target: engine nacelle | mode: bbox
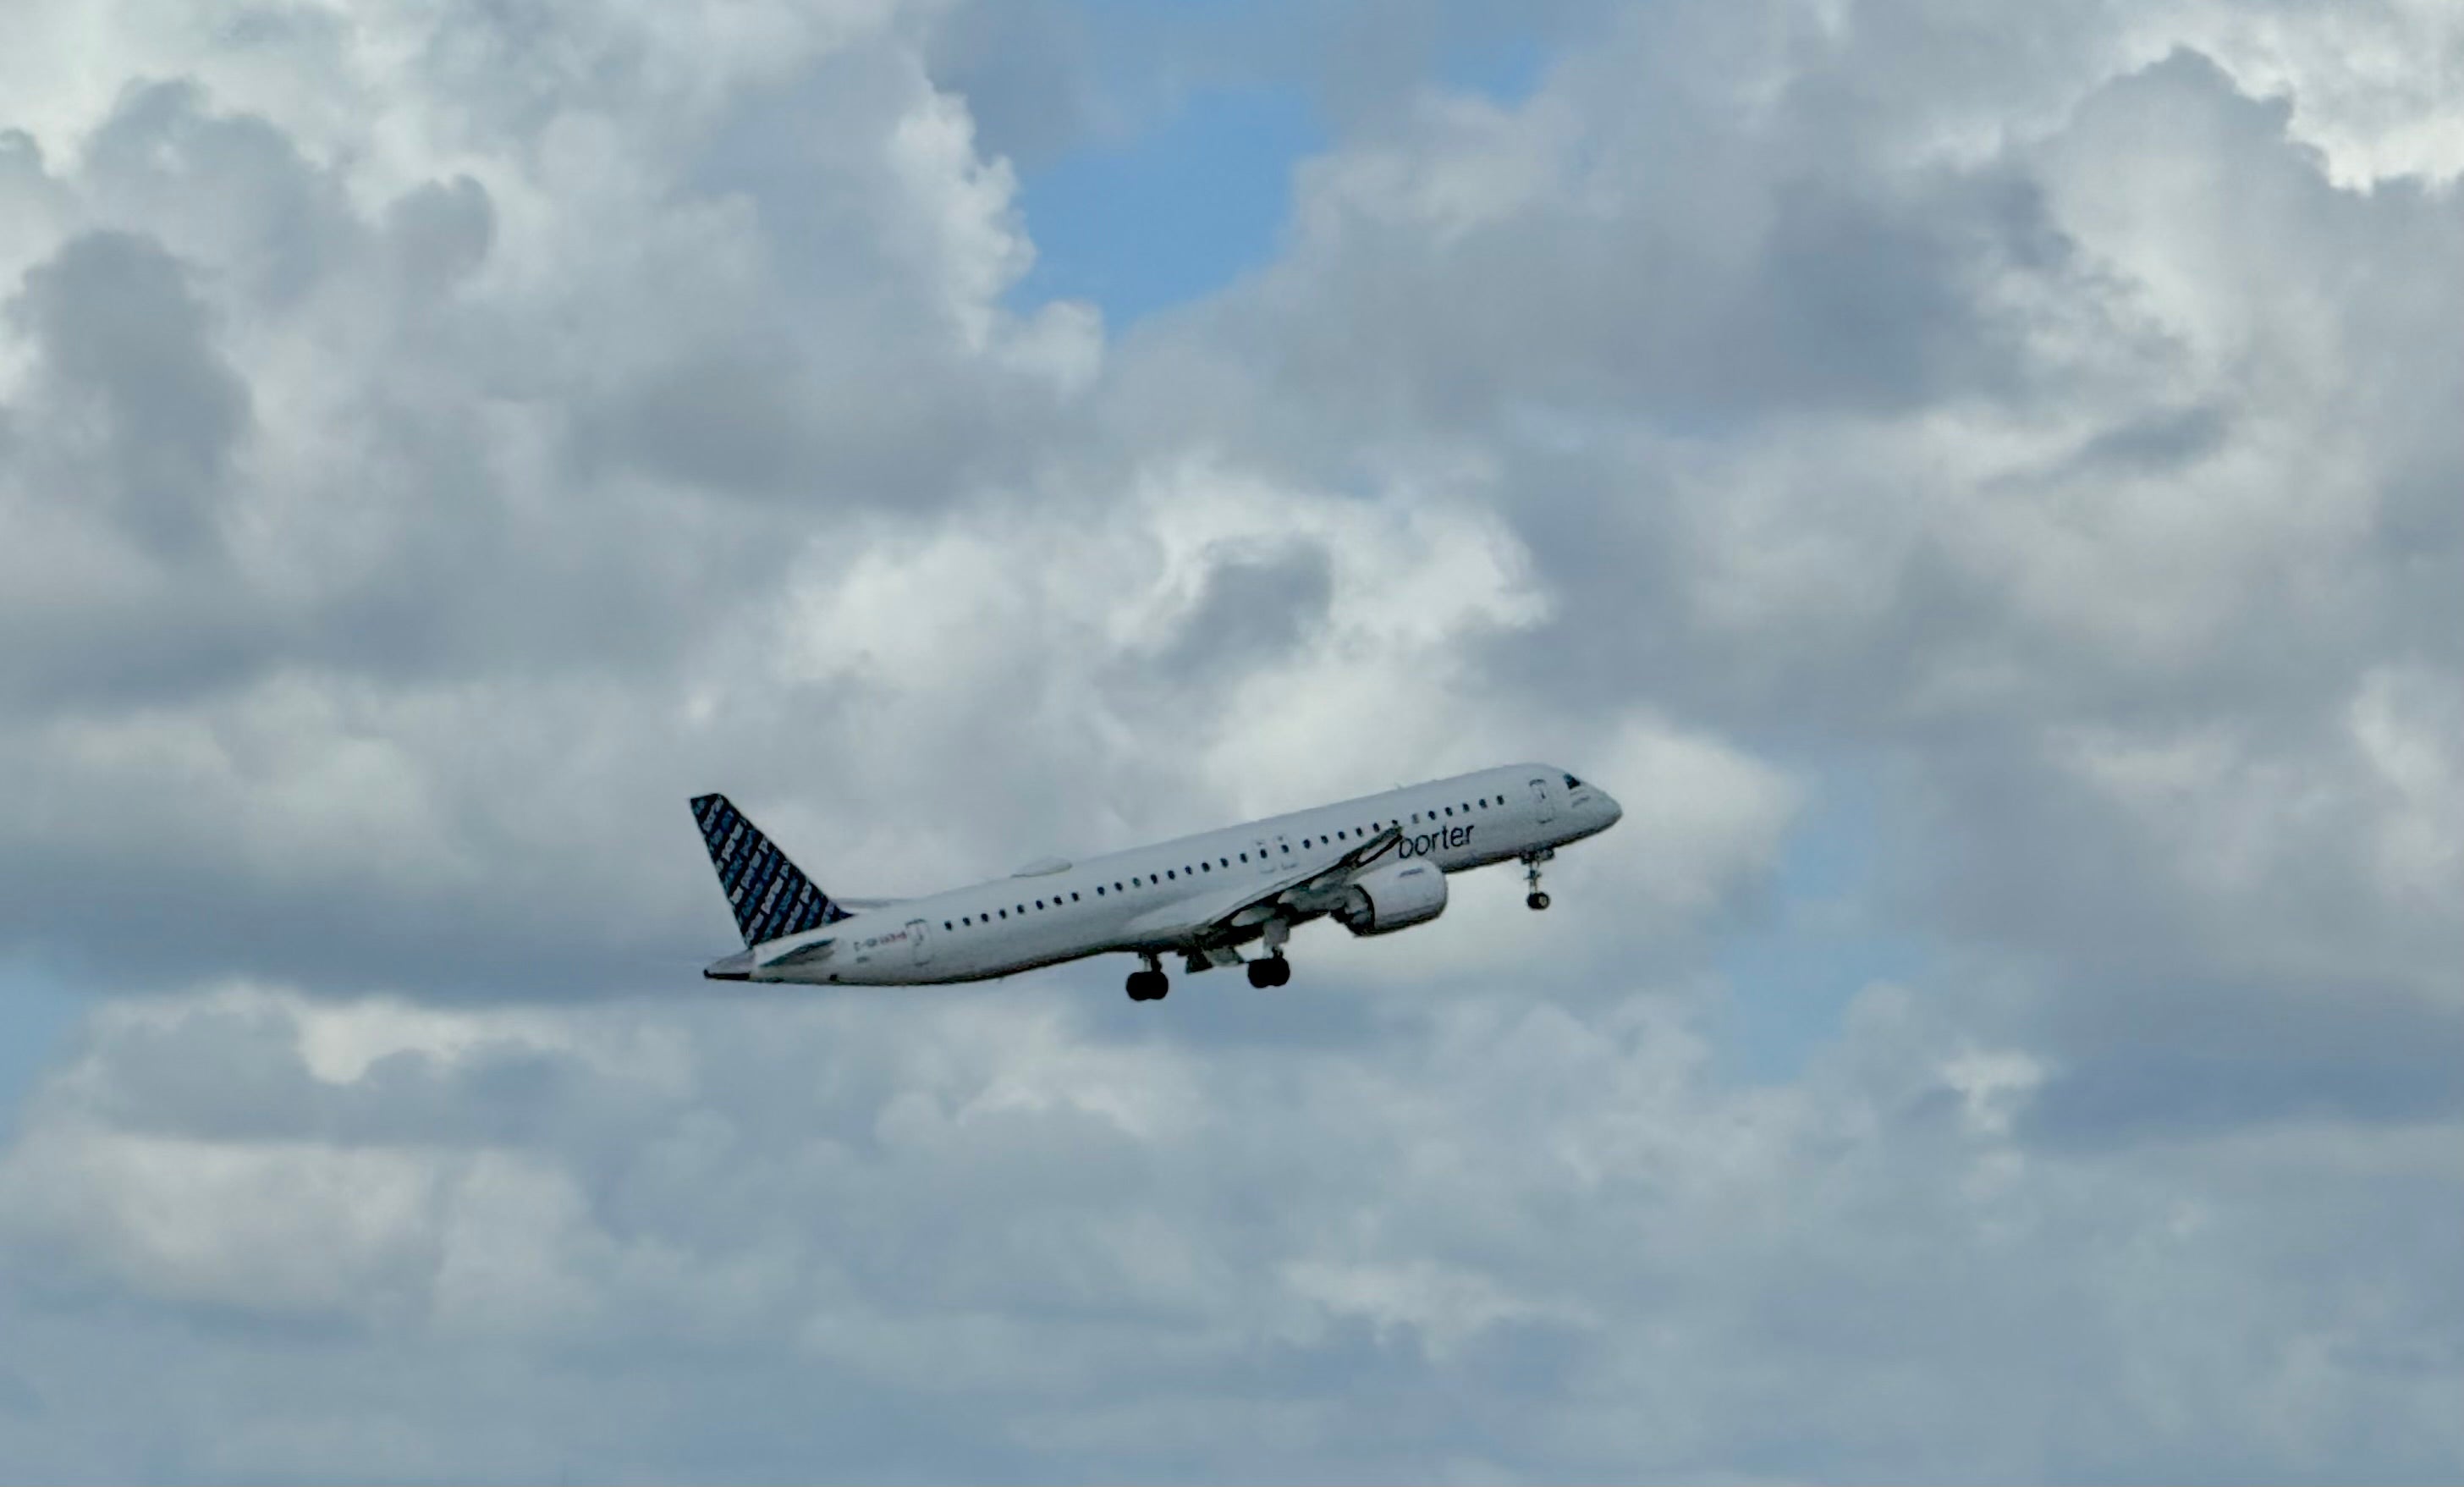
[1333,860,1448,936]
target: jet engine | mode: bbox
[1333,860,1448,935]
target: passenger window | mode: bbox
[1167,870,1176,880]
[943,921,952,931]
[1239,852,1248,862]
[1114,882,1124,892]
[1016,904,1025,914]
[1219,857,1229,867]
[998,909,1006,919]
[1071,892,1080,902]
[1201,862,1211,873]
[1095,887,1103,897]
[1035,900,1043,910]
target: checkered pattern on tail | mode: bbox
[690,793,850,947]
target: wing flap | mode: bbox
[1118,826,1403,948]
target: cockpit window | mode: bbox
[1564,774,1583,788]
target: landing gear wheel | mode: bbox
[1526,890,1551,911]
[1246,956,1291,989]
[1125,968,1169,1001]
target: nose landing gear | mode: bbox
[1522,849,1554,911]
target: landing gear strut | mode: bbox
[1246,917,1294,987]
[1126,954,1169,1002]
[1522,849,1554,911]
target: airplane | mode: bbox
[690,764,1622,1001]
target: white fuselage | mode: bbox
[745,763,1620,986]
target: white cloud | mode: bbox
[3,978,2450,1478]
[0,0,2457,1478]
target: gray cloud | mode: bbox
[382,174,495,296]
[1150,542,1336,685]
[81,79,360,310]
[9,229,249,556]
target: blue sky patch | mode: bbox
[1440,27,1551,106]
[1009,83,1324,326]
[1713,765,1928,1084]
[0,960,81,1139]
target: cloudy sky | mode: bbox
[1,0,2459,1479]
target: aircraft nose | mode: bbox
[1600,792,1624,827]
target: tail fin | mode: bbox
[690,794,851,947]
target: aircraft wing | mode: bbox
[1118,825,1404,949]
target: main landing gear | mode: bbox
[1246,917,1294,988]
[1130,922,1298,1000]
[1245,955,1290,989]
[1522,848,1554,911]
